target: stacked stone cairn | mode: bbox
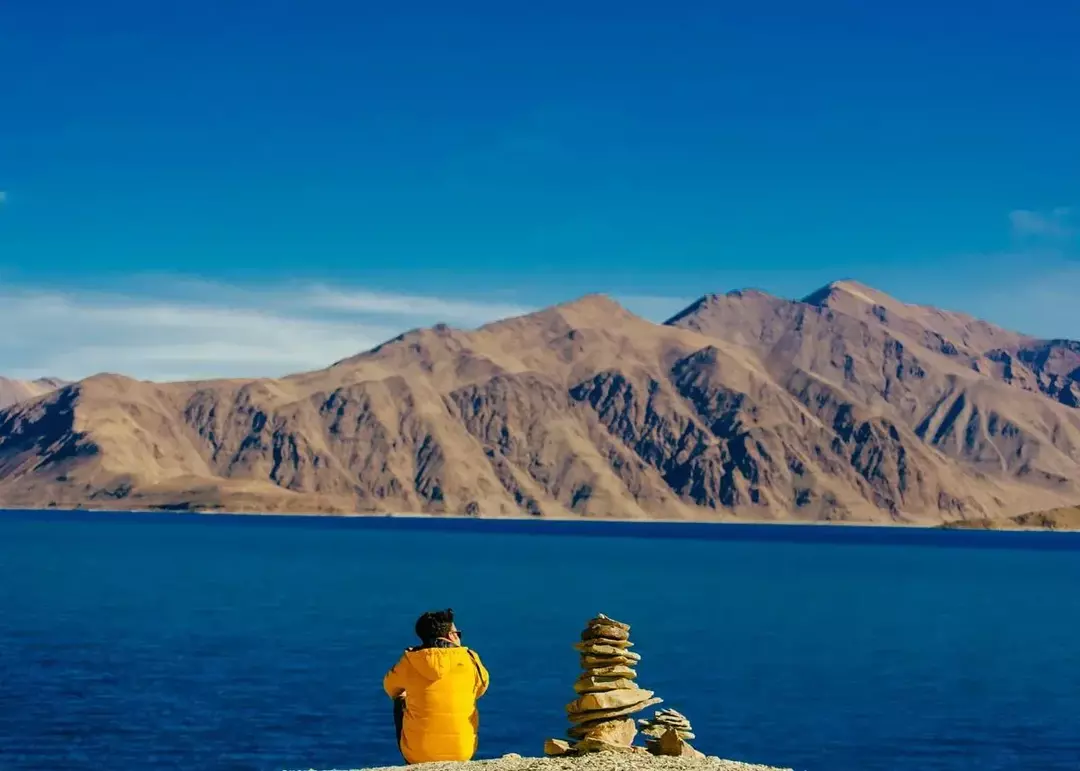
[639,708,705,758]
[544,613,661,757]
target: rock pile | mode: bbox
[639,708,694,740]
[639,708,704,758]
[545,613,662,756]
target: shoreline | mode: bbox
[2,503,1078,534]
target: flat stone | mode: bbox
[587,656,635,673]
[583,717,636,746]
[568,717,636,741]
[582,648,641,662]
[573,738,636,754]
[645,717,692,729]
[580,637,633,649]
[582,624,630,642]
[657,708,688,718]
[567,696,663,724]
[640,725,695,740]
[641,716,691,726]
[574,676,638,694]
[583,656,639,673]
[566,688,654,714]
[640,709,692,731]
[544,738,573,757]
[574,641,635,655]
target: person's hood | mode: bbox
[404,645,476,682]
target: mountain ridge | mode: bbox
[2,281,1078,525]
[0,377,70,410]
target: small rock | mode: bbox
[572,717,636,745]
[544,738,573,756]
[639,707,695,739]
[582,624,630,642]
[588,613,630,632]
[574,738,637,754]
[567,696,663,724]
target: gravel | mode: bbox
[354,753,792,771]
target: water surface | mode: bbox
[2,510,1078,771]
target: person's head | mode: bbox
[414,608,461,646]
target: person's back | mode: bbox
[383,608,490,764]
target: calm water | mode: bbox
[1,512,1079,771]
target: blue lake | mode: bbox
[1,510,1079,771]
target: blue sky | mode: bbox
[1,0,1077,380]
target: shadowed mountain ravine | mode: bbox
[2,281,1079,526]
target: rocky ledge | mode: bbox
[362,754,791,771]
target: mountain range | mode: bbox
[1,280,1079,526]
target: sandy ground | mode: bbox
[353,753,792,771]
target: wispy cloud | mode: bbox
[304,286,529,325]
[0,191,7,205]
[0,277,685,382]
[1009,206,1074,241]
[0,280,535,382]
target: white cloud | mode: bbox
[1009,206,1074,240]
[0,280,537,382]
[303,286,530,324]
[0,275,699,383]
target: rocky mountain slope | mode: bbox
[942,504,1080,531]
[1,281,1078,524]
[0,377,68,410]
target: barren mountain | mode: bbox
[0,377,68,410]
[1,282,1078,524]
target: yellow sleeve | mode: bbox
[468,649,490,698]
[383,653,410,699]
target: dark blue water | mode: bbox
[2,511,1079,771]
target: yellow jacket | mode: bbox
[383,645,490,764]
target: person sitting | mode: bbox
[383,608,490,764]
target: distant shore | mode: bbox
[2,502,1078,533]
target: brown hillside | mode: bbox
[1,283,1079,523]
[942,505,1080,531]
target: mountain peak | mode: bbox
[801,279,898,308]
[543,293,637,325]
[554,292,625,313]
[0,375,70,410]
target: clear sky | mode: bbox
[1,0,1077,380]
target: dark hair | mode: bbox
[415,608,455,644]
